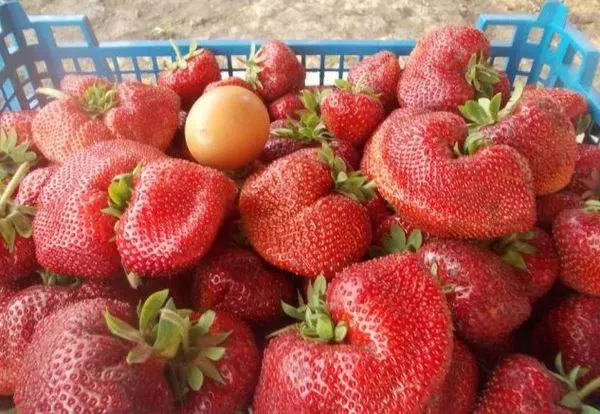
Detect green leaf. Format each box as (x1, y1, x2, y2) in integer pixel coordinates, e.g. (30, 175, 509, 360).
(499, 82, 525, 118)
(406, 229, 423, 252)
(197, 310, 216, 335)
(186, 365, 204, 391)
(139, 289, 169, 334)
(582, 405, 600, 414)
(126, 343, 154, 364)
(503, 249, 527, 271)
(334, 322, 348, 342)
(195, 331, 232, 348)
(104, 310, 144, 344)
(282, 300, 305, 320)
(316, 316, 334, 341)
(153, 314, 182, 359)
(202, 346, 226, 361)
(195, 356, 226, 385)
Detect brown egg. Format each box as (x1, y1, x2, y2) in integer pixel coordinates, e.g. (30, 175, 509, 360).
(185, 85, 270, 170)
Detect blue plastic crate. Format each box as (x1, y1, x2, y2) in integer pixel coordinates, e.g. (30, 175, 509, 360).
(0, 0, 598, 131)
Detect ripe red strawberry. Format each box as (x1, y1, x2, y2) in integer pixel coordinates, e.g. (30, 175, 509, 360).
(474, 354, 600, 413)
(321, 79, 385, 146)
(253, 254, 453, 413)
(158, 42, 221, 109)
(424, 339, 479, 414)
(493, 71, 511, 107)
(268, 92, 304, 120)
(570, 143, 600, 195)
(240, 146, 373, 278)
(0, 277, 134, 395)
(362, 108, 536, 239)
(553, 200, 600, 296)
(489, 228, 559, 302)
(347, 51, 402, 111)
(397, 25, 508, 112)
(15, 165, 56, 206)
(369, 216, 428, 258)
(365, 190, 393, 228)
(243, 41, 305, 102)
(204, 77, 256, 95)
(531, 295, 600, 384)
(165, 110, 194, 161)
(193, 246, 295, 326)
(32, 74, 180, 163)
(525, 85, 589, 129)
(419, 240, 531, 345)
(0, 110, 36, 149)
(460, 87, 577, 195)
(537, 190, 583, 231)
(14, 298, 174, 413)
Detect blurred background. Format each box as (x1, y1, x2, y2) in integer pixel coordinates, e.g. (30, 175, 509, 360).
(21, 0, 599, 46)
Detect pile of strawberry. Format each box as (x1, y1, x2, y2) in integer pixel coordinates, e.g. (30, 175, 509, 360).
(1, 24, 599, 414)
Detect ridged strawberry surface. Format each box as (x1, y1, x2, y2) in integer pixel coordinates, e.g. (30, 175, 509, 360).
(531, 295, 600, 383)
(158, 48, 221, 108)
(34, 140, 165, 279)
(32, 75, 180, 163)
(15, 166, 56, 206)
(239, 148, 372, 278)
(14, 298, 173, 413)
(397, 25, 507, 112)
(474, 354, 570, 414)
(0, 110, 36, 146)
(0, 280, 134, 395)
(178, 312, 261, 414)
(569, 143, 600, 194)
(268, 92, 304, 120)
(116, 158, 237, 277)
(0, 237, 36, 283)
(526, 86, 589, 126)
(424, 339, 478, 414)
(553, 206, 600, 296)
(362, 109, 536, 239)
(253, 253, 453, 413)
(482, 90, 576, 195)
(347, 51, 401, 111)
(193, 247, 295, 325)
(419, 240, 531, 345)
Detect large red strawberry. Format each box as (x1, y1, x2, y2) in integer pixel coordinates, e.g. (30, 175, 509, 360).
(362, 108, 536, 239)
(537, 190, 583, 231)
(525, 85, 589, 129)
(158, 41, 221, 109)
(14, 298, 174, 413)
(531, 295, 600, 384)
(0, 110, 36, 145)
(369, 217, 428, 258)
(32, 75, 180, 163)
(0, 123, 38, 183)
(347, 51, 402, 111)
(0, 277, 134, 395)
(419, 240, 531, 345)
(397, 25, 508, 112)
(268, 92, 304, 120)
(193, 246, 295, 326)
(321, 79, 385, 146)
(14, 165, 56, 206)
(489, 228, 559, 302)
(570, 143, 600, 195)
(34, 140, 236, 281)
(240, 145, 373, 278)
(253, 253, 453, 413)
(424, 339, 478, 414)
(243, 41, 305, 102)
(474, 354, 600, 413)
(553, 200, 600, 296)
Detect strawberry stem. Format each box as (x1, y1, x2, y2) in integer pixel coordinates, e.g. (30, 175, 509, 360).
(464, 52, 500, 99)
(0, 161, 29, 215)
(489, 231, 537, 271)
(243, 43, 264, 90)
(583, 199, 600, 213)
(81, 83, 119, 119)
(36, 87, 69, 100)
(369, 224, 423, 258)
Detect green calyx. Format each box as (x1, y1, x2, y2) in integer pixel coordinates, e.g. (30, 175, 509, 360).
(453, 131, 493, 157)
(583, 199, 600, 213)
(271, 275, 348, 344)
(242, 43, 265, 90)
(104, 289, 231, 401)
(553, 353, 600, 412)
(334, 78, 380, 99)
(465, 52, 500, 99)
(0, 162, 35, 252)
(102, 164, 142, 219)
(81, 82, 119, 119)
(0, 127, 37, 182)
(298, 88, 330, 114)
(40, 269, 80, 287)
(166, 40, 204, 73)
(575, 113, 592, 136)
(490, 231, 537, 271)
(319, 143, 375, 203)
(369, 223, 423, 258)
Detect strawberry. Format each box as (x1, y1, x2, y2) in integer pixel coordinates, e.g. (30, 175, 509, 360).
(253, 254, 453, 413)
(362, 108, 536, 239)
(419, 240, 531, 345)
(525, 85, 590, 130)
(347, 51, 402, 111)
(158, 41, 221, 109)
(0, 124, 38, 183)
(397, 25, 508, 112)
(531, 295, 600, 384)
(243, 41, 305, 102)
(369, 219, 426, 258)
(239, 145, 373, 278)
(0, 276, 134, 395)
(14, 165, 56, 206)
(570, 143, 600, 196)
(204, 77, 256, 95)
(474, 354, 600, 413)
(553, 200, 600, 296)
(193, 246, 295, 326)
(165, 110, 194, 161)
(365, 189, 393, 228)
(268, 92, 304, 120)
(34, 140, 236, 281)
(537, 191, 583, 231)
(424, 339, 479, 414)
(321, 79, 385, 146)
(14, 298, 174, 413)
(489, 228, 559, 302)
(32, 74, 180, 163)
(0, 110, 36, 146)
(103, 290, 260, 413)
(459, 86, 577, 195)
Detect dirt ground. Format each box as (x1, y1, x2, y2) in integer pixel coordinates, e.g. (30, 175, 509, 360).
(20, 0, 600, 46)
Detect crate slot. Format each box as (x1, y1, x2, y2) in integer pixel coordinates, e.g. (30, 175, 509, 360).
(549, 32, 561, 52)
(51, 25, 87, 46)
(40, 78, 55, 88)
(484, 25, 516, 44)
(155, 56, 172, 71)
(23, 82, 34, 99)
(136, 57, 154, 71)
(215, 55, 228, 70)
(77, 58, 95, 73)
(343, 55, 360, 71)
(120, 73, 138, 81)
(2, 79, 14, 99)
(116, 57, 135, 72)
(492, 56, 508, 71)
(231, 55, 246, 70)
(527, 27, 544, 44)
(3, 33, 18, 55)
(62, 58, 77, 73)
(140, 73, 157, 84)
(304, 55, 321, 70)
(539, 64, 551, 80)
(518, 58, 534, 73)
(593, 65, 600, 93)
(0, 55, 4, 72)
(562, 45, 582, 75)
(514, 74, 528, 86)
(324, 55, 340, 69)
(35, 60, 48, 75)
(16, 65, 29, 83)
